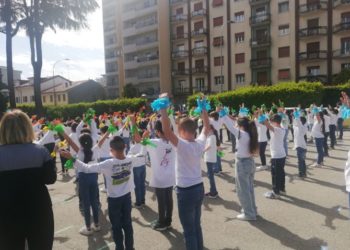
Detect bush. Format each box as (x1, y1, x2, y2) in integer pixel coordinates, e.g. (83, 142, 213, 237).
(322, 83, 350, 106)
(18, 98, 146, 119)
(187, 82, 324, 109)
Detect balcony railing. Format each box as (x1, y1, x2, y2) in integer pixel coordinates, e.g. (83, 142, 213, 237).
(172, 69, 190, 76)
(137, 74, 159, 80)
(333, 49, 350, 58)
(135, 19, 157, 29)
(333, 0, 350, 7)
(191, 28, 208, 37)
(250, 14, 271, 26)
(250, 0, 270, 6)
(299, 1, 328, 14)
(299, 26, 328, 37)
(172, 50, 189, 59)
(192, 9, 207, 18)
(333, 22, 350, 33)
(170, 0, 186, 5)
(250, 36, 271, 47)
(299, 51, 328, 61)
(192, 47, 208, 56)
(192, 66, 208, 74)
(298, 75, 327, 83)
(171, 14, 188, 23)
(136, 55, 159, 63)
(174, 87, 191, 95)
(250, 58, 272, 68)
(172, 33, 188, 41)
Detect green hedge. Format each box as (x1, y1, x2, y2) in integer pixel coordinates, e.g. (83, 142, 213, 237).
(188, 82, 324, 109)
(18, 98, 146, 119)
(322, 83, 350, 106)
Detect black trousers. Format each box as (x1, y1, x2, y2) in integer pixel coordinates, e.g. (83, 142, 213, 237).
(155, 187, 173, 226)
(271, 157, 286, 194)
(323, 132, 329, 156)
(259, 141, 268, 166)
(329, 125, 336, 148)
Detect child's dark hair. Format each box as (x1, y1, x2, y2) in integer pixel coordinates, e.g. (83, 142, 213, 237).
(71, 122, 78, 133)
(271, 114, 282, 124)
(209, 112, 219, 121)
(300, 116, 307, 125)
(210, 125, 220, 147)
(79, 133, 93, 163)
(178, 118, 197, 135)
(110, 136, 126, 152)
(81, 128, 91, 134)
(100, 125, 108, 134)
(154, 120, 164, 135)
(237, 117, 259, 154)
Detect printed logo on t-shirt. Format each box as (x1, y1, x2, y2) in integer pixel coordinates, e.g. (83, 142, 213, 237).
(111, 161, 132, 185)
(160, 148, 172, 168)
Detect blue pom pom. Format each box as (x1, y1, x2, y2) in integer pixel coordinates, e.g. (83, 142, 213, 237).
(151, 97, 171, 112)
(258, 114, 268, 123)
(293, 110, 301, 119)
(312, 107, 320, 115)
(194, 98, 211, 114)
(239, 107, 249, 117)
(219, 107, 229, 118)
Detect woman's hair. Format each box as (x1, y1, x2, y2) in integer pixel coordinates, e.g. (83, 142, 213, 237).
(237, 117, 259, 154)
(318, 112, 326, 135)
(210, 125, 220, 147)
(0, 110, 35, 145)
(79, 133, 93, 163)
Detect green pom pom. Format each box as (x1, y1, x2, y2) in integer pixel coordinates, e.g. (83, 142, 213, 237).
(64, 159, 75, 169)
(141, 138, 157, 148)
(217, 151, 225, 158)
(54, 124, 65, 134)
(108, 124, 117, 134)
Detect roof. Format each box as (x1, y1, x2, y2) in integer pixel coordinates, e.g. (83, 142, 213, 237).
(42, 80, 98, 94)
(15, 75, 71, 89)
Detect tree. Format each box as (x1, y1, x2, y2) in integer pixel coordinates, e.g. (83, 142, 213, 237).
(333, 69, 350, 85)
(123, 83, 138, 98)
(19, 0, 98, 114)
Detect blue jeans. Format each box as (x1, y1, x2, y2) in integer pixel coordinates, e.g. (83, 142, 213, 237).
(296, 147, 307, 176)
(283, 129, 288, 156)
(79, 172, 99, 227)
(315, 137, 324, 164)
(235, 157, 257, 219)
(123, 137, 130, 154)
(108, 193, 133, 250)
(206, 162, 218, 195)
(133, 165, 146, 205)
(176, 183, 204, 250)
(337, 118, 344, 139)
(215, 155, 222, 173)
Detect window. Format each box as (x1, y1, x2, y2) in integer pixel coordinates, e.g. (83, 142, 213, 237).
(307, 66, 320, 76)
(214, 76, 224, 85)
(279, 24, 289, 36)
(278, 69, 290, 80)
(213, 36, 224, 46)
(213, 16, 223, 27)
(214, 56, 224, 66)
(43, 96, 46, 103)
(194, 2, 203, 11)
(50, 95, 53, 102)
(212, 0, 223, 7)
(176, 26, 185, 38)
(63, 94, 66, 102)
(194, 40, 204, 48)
(57, 94, 61, 102)
(23, 96, 28, 103)
(235, 53, 245, 64)
(65, 82, 68, 88)
(235, 74, 245, 84)
(341, 37, 350, 53)
(278, 1, 289, 13)
(341, 63, 350, 69)
(234, 11, 244, 23)
(278, 46, 290, 58)
(195, 78, 205, 91)
(235, 32, 244, 43)
(194, 21, 203, 31)
(176, 8, 183, 15)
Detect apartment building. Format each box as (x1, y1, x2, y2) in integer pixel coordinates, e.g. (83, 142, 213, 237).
(103, 0, 350, 100)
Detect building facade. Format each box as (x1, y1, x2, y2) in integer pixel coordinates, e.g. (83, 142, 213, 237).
(103, 0, 350, 100)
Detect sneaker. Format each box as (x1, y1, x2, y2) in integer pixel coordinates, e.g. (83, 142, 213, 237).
(149, 219, 158, 226)
(264, 191, 280, 199)
(256, 165, 268, 171)
(205, 192, 218, 199)
(151, 222, 168, 231)
(92, 224, 101, 232)
(311, 163, 321, 168)
(214, 171, 223, 176)
(79, 226, 93, 236)
(280, 190, 287, 196)
(133, 203, 143, 209)
(236, 213, 256, 221)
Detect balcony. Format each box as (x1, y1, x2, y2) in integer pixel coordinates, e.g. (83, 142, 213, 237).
(172, 33, 188, 41)
(333, 22, 350, 33)
(250, 58, 272, 68)
(250, 0, 270, 5)
(250, 36, 271, 48)
(298, 75, 327, 83)
(299, 26, 328, 38)
(192, 9, 207, 18)
(250, 14, 271, 26)
(299, 1, 328, 15)
(333, 49, 350, 59)
(192, 47, 208, 57)
(192, 66, 208, 74)
(170, 0, 186, 5)
(172, 50, 189, 59)
(171, 14, 188, 23)
(299, 51, 328, 61)
(333, 0, 350, 7)
(136, 55, 159, 64)
(174, 87, 191, 96)
(191, 28, 208, 37)
(172, 69, 190, 77)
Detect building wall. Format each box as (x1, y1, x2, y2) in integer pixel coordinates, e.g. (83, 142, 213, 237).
(67, 80, 105, 104)
(42, 92, 69, 105)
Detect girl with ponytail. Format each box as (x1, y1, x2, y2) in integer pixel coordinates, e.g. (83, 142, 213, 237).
(221, 114, 259, 221)
(311, 112, 325, 167)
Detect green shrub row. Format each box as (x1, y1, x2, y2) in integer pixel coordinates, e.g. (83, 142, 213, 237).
(187, 82, 350, 109)
(18, 98, 146, 119)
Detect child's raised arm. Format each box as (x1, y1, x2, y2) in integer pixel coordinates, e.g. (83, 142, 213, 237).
(201, 109, 210, 137)
(60, 131, 79, 153)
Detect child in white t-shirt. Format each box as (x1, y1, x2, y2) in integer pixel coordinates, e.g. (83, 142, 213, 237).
(345, 151, 350, 217)
(293, 116, 308, 178)
(159, 94, 210, 250)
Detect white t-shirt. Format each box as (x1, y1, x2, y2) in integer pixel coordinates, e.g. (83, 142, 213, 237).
(77, 145, 99, 163)
(143, 138, 176, 188)
(75, 155, 142, 198)
(69, 132, 80, 154)
(311, 120, 324, 138)
(129, 143, 146, 167)
(269, 126, 286, 159)
(307, 113, 314, 125)
(36, 130, 56, 145)
(323, 115, 330, 132)
(98, 135, 112, 159)
(175, 133, 206, 188)
(204, 134, 217, 163)
(210, 118, 223, 133)
(293, 119, 307, 149)
(255, 120, 268, 142)
(345, 151, 350, 192)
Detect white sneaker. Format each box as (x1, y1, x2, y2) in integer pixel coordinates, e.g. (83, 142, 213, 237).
(264, 191, 280, 199)
(256, 165, 268, 171)
(236, 213, 256, 221)
(92, 224, 101, 232)
(311, 163, 321, 168)
(79, 226, 93, 236)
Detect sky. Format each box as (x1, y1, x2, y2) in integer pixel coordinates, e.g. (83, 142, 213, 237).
(0, 0, 105, 81)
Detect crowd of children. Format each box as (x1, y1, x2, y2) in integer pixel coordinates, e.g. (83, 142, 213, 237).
(27, 92, 350, 250)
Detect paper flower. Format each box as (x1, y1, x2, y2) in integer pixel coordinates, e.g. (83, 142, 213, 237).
(151, 97, 171, 112)
(293, 109, 301, 119)
(108, 124, 117, 134)
(219, 107, 229, 118)
(50, 151, 56, 158)
(194, 97, 211, 114)
(239, 107, 249, 117)
(258, 114, 268, 123)
(84, 108, 96, 126)
(217, 151, 225, 158)
(140, 138, 157, 148)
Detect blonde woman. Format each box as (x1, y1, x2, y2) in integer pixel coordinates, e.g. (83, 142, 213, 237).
(0, 110, 57, 250)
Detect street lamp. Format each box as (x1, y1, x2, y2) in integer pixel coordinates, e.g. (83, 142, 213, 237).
(52, 58, 70, 106)
(220, 20, 235, 93)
